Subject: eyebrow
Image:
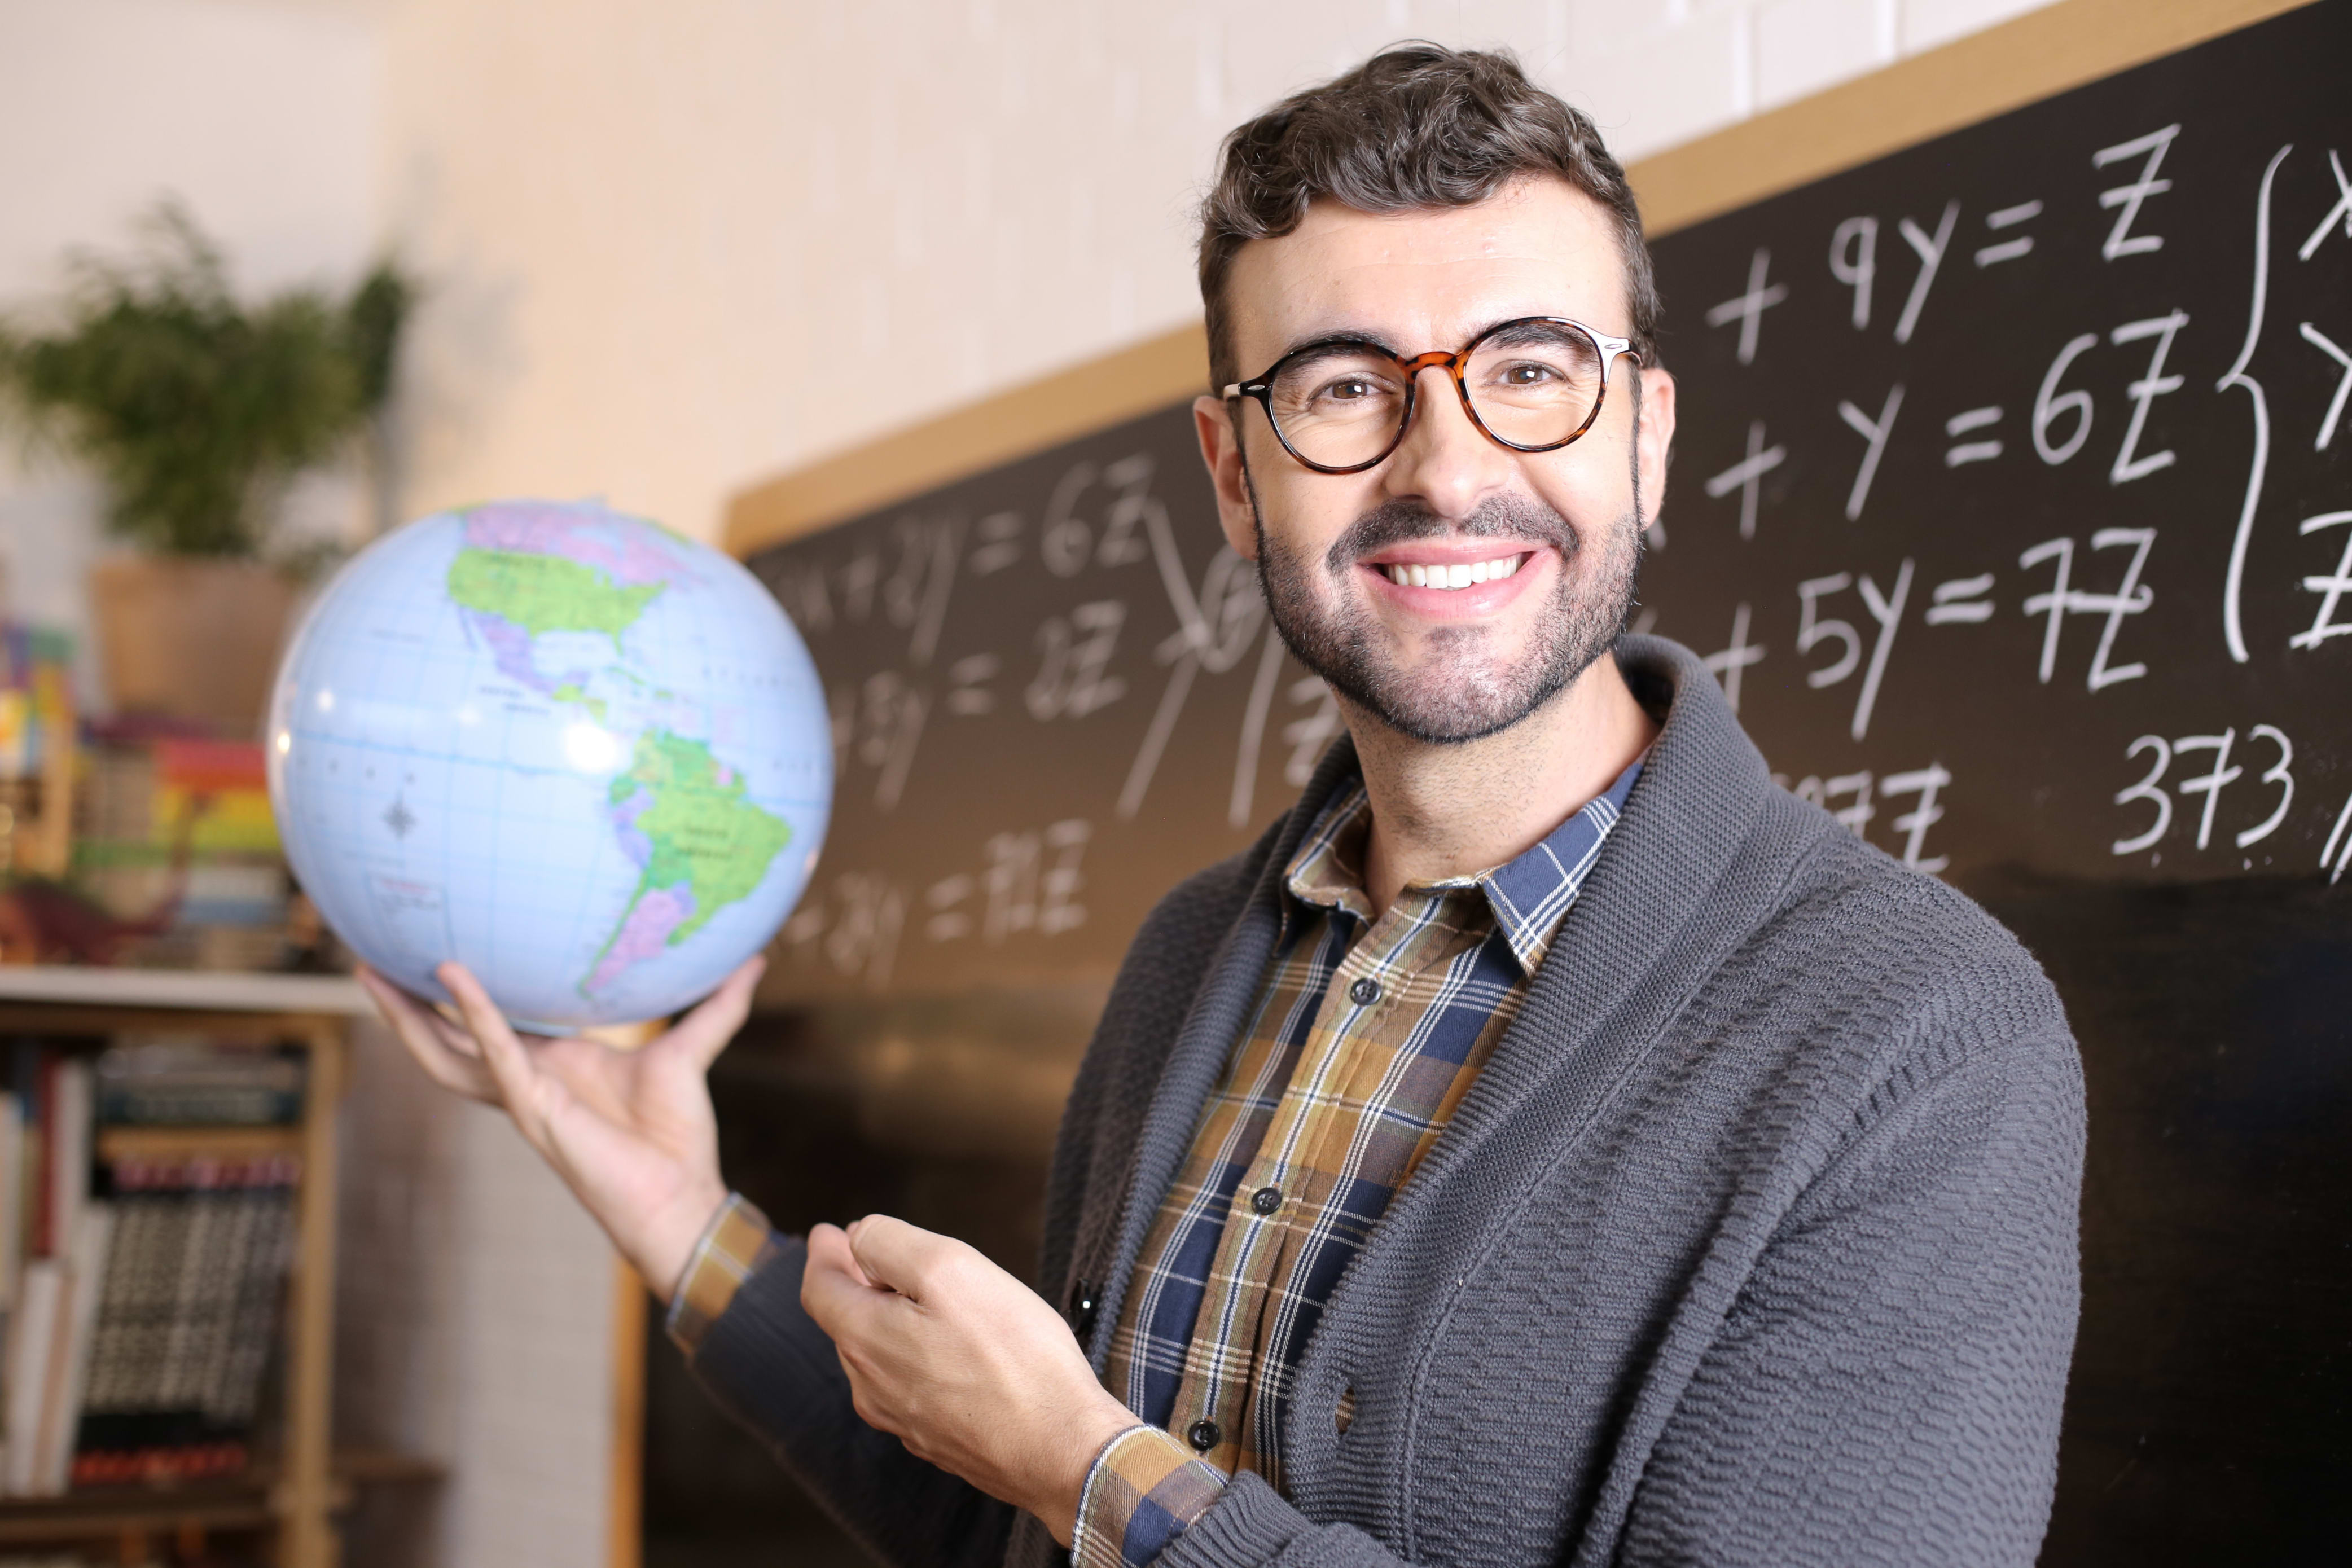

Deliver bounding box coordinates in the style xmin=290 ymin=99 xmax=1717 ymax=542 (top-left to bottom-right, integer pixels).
xmin=1266 ymin=313 xmax=1582 ymax=365
xmin=1269 ymin=329 xmax=1398 ymax=364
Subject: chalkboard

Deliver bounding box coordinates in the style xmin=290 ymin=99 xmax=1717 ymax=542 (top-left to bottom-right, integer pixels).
xmin=746 ymin=406 xmax=1331 ymax=999
xmin=739 ymin=4 xmax=2349 ymax=1556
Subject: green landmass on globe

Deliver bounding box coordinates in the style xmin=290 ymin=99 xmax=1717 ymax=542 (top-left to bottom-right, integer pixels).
xmin=548 ymin=682 xmax=608 ymax=719
xmin=441 ymin=519 xmax=795 ymax=998
xmin=447 ymin=545 xmax=666 ymax=648
xmin=595 ymin=728 xmax=793 ymax=973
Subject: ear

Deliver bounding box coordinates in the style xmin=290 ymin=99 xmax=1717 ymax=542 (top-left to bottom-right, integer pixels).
xmin=1632 ymin=367 xmax=1677 ymax=534
xmin=1193 ymin=394 xmax=1261 ymax=560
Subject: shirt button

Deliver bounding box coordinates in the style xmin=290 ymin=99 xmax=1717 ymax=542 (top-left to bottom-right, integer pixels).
xmin=1250 ymin=1185 xmax=1283 ymax=1215
xmin=1348 ymin=976 xmax=1382 ymax=1006
xmin=1186 ymin=1420 xmax=1222 ymax=1452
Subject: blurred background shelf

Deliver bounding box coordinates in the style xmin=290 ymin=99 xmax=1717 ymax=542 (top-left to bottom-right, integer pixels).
xmin=94 ymin=1125 xmax=304 ymax=1164
xmin=0 ymin=1446 xmax=445 ymax=1545
xmin=0 ymin=968 xmax=368 ymax=1016
xmin=0 ymin=1484 xmax=275 ymax=1545
xmin=0 ymin=974 xmax=376 ymax=1567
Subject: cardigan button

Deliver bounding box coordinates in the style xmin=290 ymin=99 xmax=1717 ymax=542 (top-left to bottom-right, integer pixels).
xmin=1066 ymin=1277 xmax=1098 ymax=1338
xmin=1186 ymin=1420 xmax=1222 ymax=1452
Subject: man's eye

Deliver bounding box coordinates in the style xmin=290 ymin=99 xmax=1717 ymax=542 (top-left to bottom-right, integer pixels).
xmin=1323 ymin=379 xmax=1376 ymax=402
xmin=1503 ymin=362 xmax=1559 ymax=385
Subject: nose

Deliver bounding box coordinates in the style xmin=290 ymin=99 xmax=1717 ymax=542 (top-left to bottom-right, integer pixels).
xmin=1382 ymin=361 xmax=1520 ymax=521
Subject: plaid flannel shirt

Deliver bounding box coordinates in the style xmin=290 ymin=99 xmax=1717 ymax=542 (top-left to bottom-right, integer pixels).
xmin=667 ymin=758 xmax=1641 ymax=1568
xmin=1074 ymin=757 xmax=1641 ymax=1567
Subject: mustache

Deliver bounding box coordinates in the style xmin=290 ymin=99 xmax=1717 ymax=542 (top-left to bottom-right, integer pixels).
xmin=1322 ymin=493 xmax=1581 ymax=577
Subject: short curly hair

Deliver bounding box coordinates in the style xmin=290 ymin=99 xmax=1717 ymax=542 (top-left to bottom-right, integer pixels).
xmin=1197 ymin=43 xmax=1657 ymax=391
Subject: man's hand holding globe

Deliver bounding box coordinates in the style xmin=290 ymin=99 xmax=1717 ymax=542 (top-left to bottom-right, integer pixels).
xmin=356 ymin=955 xmax=759 ymax=1295
xmin=356 ymin=952 xmax=1131 ymax=1546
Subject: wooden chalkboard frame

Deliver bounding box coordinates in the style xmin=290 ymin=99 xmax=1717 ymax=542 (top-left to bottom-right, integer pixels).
xmin=721 ymin=0 xmax=2314 ymax=560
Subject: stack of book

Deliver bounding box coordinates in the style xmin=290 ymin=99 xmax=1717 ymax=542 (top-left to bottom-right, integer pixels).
xmin=0 ymin=1040 xmax=304 ymax=1495
xmin=73 ymin=731 xmax=294 ymax=972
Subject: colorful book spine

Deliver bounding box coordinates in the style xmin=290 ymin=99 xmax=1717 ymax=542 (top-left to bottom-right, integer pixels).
xmin=94 ymin=1043 xmax=305 ymax=1128
xmin=0 ymin=1094 xmax=20 ymax=1303
xmin=45 ymin=1064 xmax=89 ymax=1270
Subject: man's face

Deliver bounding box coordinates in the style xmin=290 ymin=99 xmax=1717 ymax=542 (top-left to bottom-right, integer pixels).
xmin=1194 ymin=176 xmax=1676 ymax=744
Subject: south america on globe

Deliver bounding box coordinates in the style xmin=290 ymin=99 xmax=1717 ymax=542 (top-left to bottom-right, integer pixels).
xmin=267 ymin=499 xmax=832 ymax=1028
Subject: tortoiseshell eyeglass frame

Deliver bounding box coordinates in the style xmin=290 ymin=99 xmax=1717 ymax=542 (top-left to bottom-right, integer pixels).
xmin=1221 ymin=315 xmax=1643 ymax=476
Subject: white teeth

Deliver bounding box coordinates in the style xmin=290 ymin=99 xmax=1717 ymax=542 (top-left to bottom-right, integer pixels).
xmin=1383 ymin=554 xmax=1525 ymax=590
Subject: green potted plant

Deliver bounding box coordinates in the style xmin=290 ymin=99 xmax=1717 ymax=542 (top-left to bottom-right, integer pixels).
xmin=0 ymin=203 xmax=410 ymax=734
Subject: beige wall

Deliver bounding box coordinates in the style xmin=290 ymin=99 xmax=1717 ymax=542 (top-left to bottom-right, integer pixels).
xmin=376 ymin=0 xmax=2065 ymax=547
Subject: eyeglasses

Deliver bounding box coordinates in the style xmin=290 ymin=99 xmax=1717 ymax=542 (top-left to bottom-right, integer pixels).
xmin=1223 ymin=316 xmax=1641 ymax=475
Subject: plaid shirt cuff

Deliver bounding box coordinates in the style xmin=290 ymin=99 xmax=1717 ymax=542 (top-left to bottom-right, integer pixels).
xmin=663 ymin=1193 xmax=783 ymax=1355
xmin=1072 ymin=1425 xmax=1227 ymax=1568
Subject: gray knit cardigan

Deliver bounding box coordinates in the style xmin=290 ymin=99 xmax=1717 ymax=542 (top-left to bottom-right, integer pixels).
xmin=691 ymin=635 xmax=2085 ymax=1567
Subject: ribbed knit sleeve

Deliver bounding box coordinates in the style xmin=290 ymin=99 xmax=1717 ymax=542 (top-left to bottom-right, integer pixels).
xmin=684 ymin=1232 xmax=1015 ymax=1568
xmin=1612 ymin=1020 xmax=2085 ymax=1567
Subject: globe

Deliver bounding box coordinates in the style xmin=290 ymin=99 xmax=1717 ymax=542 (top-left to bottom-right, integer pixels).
xmin=266 ymin=498 xmax=832 ymax=1029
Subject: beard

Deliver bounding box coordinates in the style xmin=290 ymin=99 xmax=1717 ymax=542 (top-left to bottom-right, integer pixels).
xmin=1254 ymin=485 xmax=1640 ymax=745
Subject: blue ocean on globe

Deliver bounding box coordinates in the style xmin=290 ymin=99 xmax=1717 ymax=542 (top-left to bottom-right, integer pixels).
xmin=266 ymin=498 xmax=832 ymax=1028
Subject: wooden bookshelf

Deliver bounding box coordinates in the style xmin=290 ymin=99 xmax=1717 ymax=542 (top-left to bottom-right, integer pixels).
xmin=0 ymin=969 xmax=369 ymax=1015
xmin=0 ymin=1448 xmax=447 ymax=1545
xmin=0 ymin=966 xmax=378 ymax=1568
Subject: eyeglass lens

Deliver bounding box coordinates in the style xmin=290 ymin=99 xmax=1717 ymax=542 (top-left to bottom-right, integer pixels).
xmin=1265 ymin=320 xmax=1607 ymax=469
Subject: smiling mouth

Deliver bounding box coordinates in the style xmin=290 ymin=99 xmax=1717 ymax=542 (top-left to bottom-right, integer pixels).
xmin=1376 ymin=553 xmax=1530 ymax=590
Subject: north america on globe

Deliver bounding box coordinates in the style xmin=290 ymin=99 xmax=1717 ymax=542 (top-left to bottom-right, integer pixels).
xmin=268 ymin=497 xmax=832 ymax=1029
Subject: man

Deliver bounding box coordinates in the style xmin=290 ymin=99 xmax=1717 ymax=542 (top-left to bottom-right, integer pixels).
xmin=366 ymin=44 xmax=2083 ymax=1568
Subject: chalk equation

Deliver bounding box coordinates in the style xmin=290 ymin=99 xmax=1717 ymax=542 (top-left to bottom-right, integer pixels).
xmin=1648 ymin=86 xmax=2347 ymax=895
xmin=752 ymin=420 xmax=1346 ymax=995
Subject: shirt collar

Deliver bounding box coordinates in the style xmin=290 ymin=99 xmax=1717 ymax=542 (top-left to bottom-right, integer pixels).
xmin=1282 ymin=754 xmax=1645 ymax=976
xmin=1283 ymin=783 xmax=1380 ymax=928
